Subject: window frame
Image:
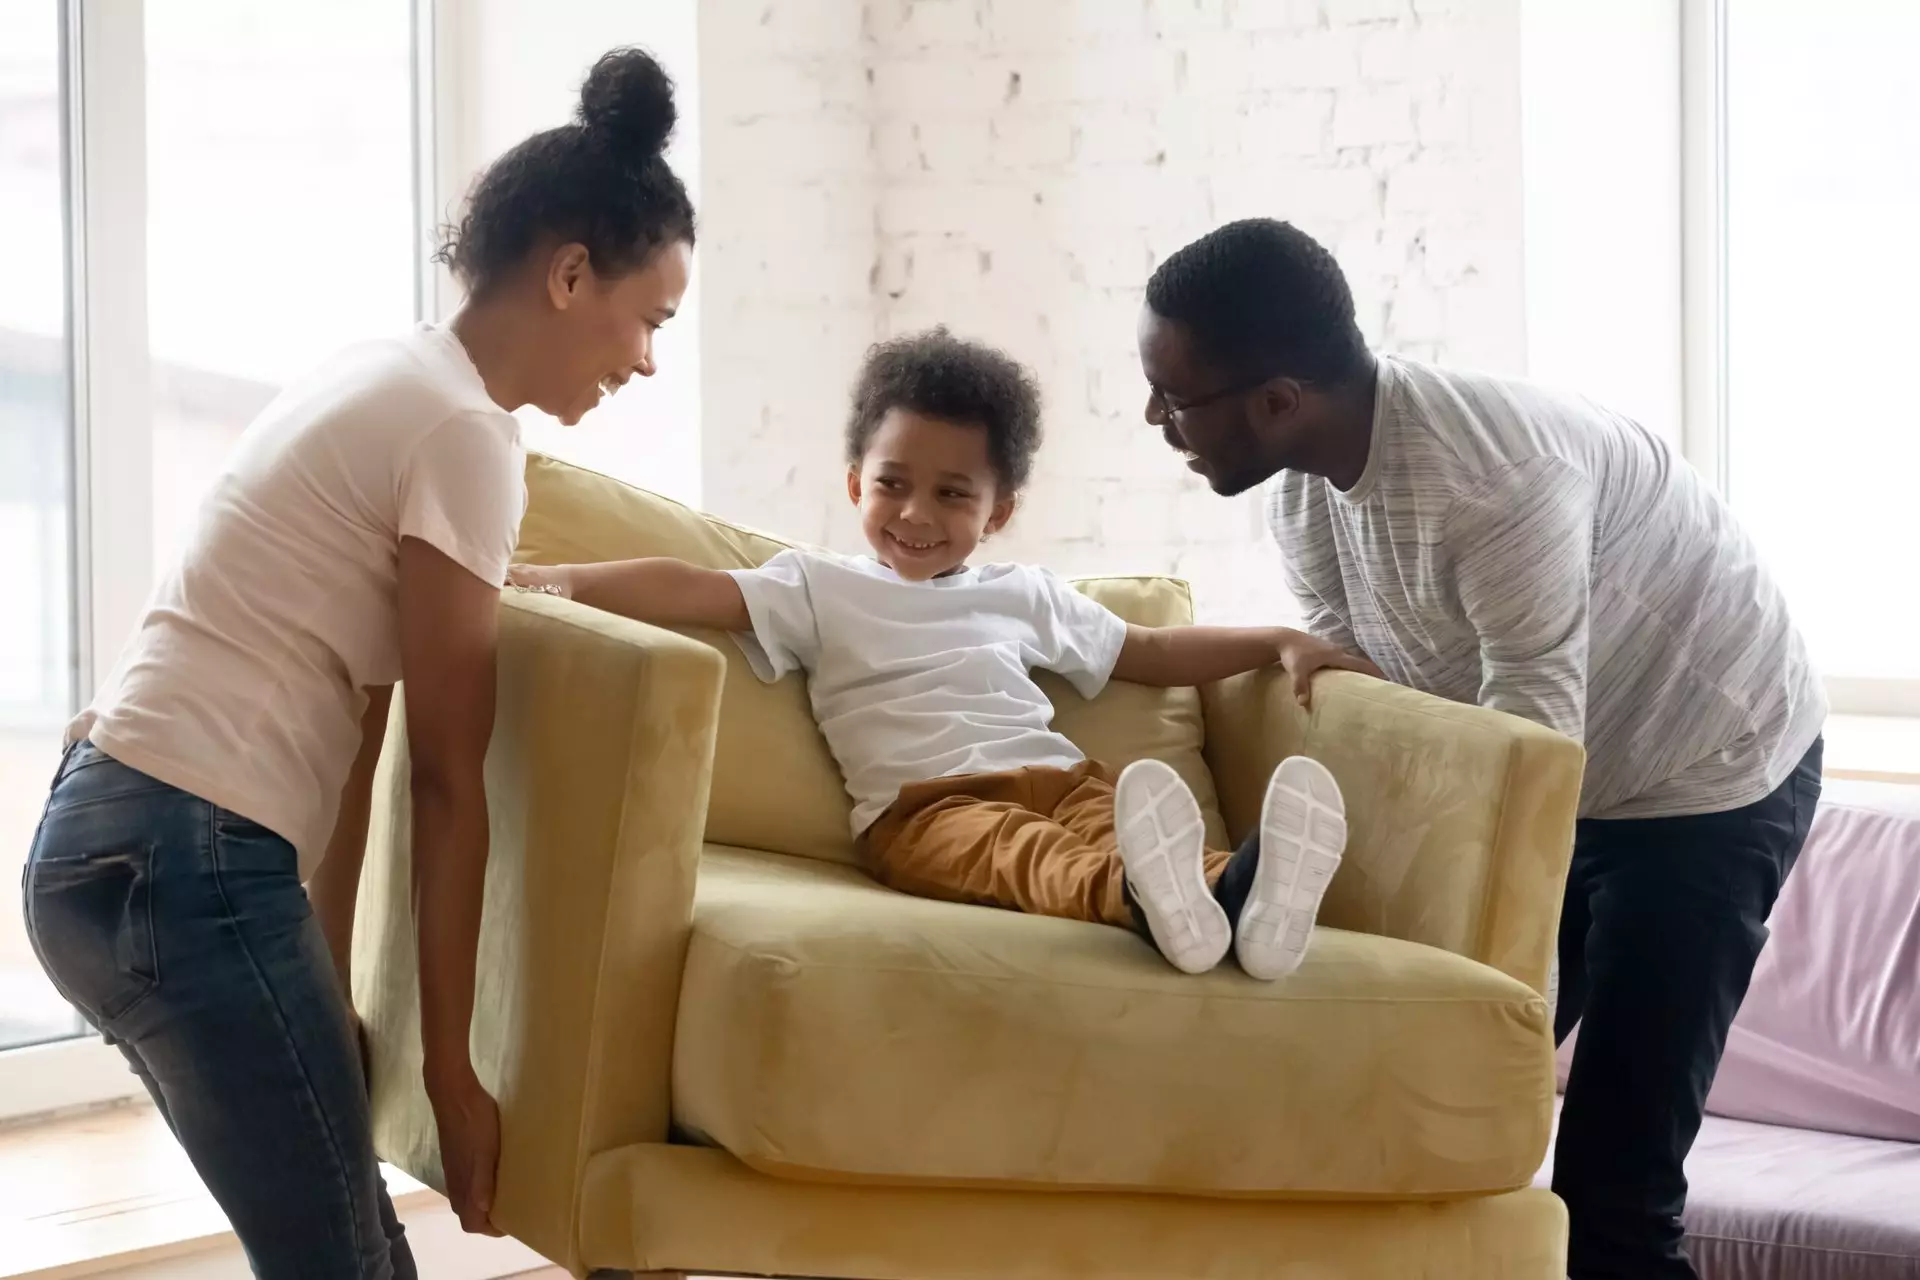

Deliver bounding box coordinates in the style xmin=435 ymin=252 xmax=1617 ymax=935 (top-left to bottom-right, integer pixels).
xmin=1680 ymin=0 xmax=1913 ymax=718
xmin=0 ymin=0 xmax=434 ymax=1124
xmin=1680 ymin=0 xmax=1728 ymax=495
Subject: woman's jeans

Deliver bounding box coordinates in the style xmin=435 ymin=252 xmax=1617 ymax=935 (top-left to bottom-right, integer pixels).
xmin=22 ymin=741 xmax=415 ymax=1280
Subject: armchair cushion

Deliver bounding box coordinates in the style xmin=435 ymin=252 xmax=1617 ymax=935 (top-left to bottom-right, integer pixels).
xmin=671 ymin=846 xmax=1556 ymax=1199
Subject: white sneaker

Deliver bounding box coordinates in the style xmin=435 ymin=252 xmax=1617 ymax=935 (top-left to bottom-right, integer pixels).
xmin=1236 ymin=755 xmax=1347 ymax=981
xmin=1114 ymin=758 xmax=1232 ymax=975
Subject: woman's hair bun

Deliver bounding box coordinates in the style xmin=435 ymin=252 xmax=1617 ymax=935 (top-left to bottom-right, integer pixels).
xmin=576 ymin=46 xmax=677 ymax=156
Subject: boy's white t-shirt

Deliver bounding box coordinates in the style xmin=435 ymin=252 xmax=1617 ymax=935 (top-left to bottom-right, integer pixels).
xmin=75 ymin=324 xmax=526 ymax=878
xmin=725 ymin=550 xmax=1130 ymax=836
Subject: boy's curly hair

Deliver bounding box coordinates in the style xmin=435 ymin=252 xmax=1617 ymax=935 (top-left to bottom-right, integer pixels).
xmin=845 ymin=328 xmax=1043 ymax=493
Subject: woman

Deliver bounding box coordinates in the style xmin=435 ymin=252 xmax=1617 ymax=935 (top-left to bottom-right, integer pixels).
xmin=21 ymin=47 xmax=693 ymax=1278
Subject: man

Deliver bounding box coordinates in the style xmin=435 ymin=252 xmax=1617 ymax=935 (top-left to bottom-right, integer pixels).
xmin=1137 ymin=218 xmax=1825 ymax=1279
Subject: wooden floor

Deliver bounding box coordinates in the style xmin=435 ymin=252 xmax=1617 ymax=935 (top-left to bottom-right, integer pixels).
xmin=0 ymin=1101 xmax=549 ymax=1278
xmin=1 ymin=1102 xmax=238 ymax=1277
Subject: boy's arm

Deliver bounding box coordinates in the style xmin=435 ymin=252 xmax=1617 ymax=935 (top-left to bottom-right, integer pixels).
xmin=1112 ymin=625 xmax=1385 ymax=705
xmin=507 ymin=559 xmax=752 ymax=632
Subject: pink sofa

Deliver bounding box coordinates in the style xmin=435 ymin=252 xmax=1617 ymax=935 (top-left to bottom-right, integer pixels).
xmin=1543 ymin=779 xmax=1920 ymax=1278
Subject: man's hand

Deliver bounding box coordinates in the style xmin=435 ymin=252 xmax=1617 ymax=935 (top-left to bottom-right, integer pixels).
xmin=1275 ymin=631 xmax=1386 ymax=708
xmin=505 ymin=563 xmax=574 ymax=599
xmin=428 ymin=1062 xmax=504 ymax=1236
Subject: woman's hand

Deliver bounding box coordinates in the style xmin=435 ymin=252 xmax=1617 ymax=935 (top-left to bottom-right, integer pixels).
xmin=427 ymin=1061 xmax=504 ymax=1236
xmin=505 ymin=563 xmax=574 ymax=599
xmin=1275 ymin=631 xmax=1387 ymax=708
xmin=310 ymin=685 xmax=394 ymax=1020
xmin=349 ymin=1008 xmax=371 ymax=1084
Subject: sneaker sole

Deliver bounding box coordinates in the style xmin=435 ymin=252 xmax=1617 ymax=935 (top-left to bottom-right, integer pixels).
xmin=1114 ymin=758 xmax=1231 ymax=975
xmin=1237 ymin=755 xmax=1346 ymax=980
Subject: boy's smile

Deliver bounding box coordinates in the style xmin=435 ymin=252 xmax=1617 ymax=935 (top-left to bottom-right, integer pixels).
xmin=848 ymin=408 xmax=1016 ymax=582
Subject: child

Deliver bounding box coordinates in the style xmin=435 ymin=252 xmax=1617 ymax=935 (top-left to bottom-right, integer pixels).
xmin=510 ymin=329 xmax=1379 ymax=977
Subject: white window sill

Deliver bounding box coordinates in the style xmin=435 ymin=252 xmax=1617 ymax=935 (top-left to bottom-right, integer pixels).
xmin=1824 ymin=714 xmax=1920 ymax=785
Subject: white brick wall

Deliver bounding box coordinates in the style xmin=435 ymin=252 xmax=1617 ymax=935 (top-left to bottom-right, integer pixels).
xmin=700 ymin=0 xmax=1527 ymax=622
xmin=695 ymin=1 xmax=877 ymax=549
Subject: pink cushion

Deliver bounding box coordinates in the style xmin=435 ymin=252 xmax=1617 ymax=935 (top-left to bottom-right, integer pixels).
xmin=1535 ymin=1101 xmax=1920 ymax=1276
xmin=1557 ymin=780 xmax=1920 ymax=1142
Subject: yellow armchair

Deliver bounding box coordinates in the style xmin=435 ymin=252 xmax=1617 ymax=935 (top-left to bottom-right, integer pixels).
xmin=357 ymin=455 xmax=1583 ymax=1279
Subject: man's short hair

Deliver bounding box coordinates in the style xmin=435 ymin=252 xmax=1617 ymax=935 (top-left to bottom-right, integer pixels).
xmin=1146 ymin=218 xmax=1371 ymax=386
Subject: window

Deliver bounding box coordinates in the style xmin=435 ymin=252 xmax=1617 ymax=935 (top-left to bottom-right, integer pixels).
xmin=0 ymin=0 xmax=420 ymax=1119
xmin=0 ymin=0 xmax=84 ymax=1056
xmin=1698 ymin=0 xmax=1920 ymax=711
xmin=146 ymin=0 xmax=416 ymax=568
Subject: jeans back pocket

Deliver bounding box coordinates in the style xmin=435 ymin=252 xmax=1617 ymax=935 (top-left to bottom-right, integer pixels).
xmin=25 ymin=843 xmax=161 ymax=1027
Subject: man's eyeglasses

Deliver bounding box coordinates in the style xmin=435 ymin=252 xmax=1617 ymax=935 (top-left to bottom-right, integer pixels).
xmin=1148 ymin=373 xmax=1279 ymax=423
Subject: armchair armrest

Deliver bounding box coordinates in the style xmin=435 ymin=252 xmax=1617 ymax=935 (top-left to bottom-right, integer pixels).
xmin=1202 ymin=668 xmax=1582 ymax=994
xmin=355 ymin=592 xmax=724 ymax=1270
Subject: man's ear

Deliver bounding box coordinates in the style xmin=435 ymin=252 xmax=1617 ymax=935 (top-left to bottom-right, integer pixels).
xmin=1255 ymin=377 xmax=1304 ymax=422
xmin=546 ymin=242 xmax=593 ymax=310
xmin=846 ymin=466 xmax=863 ymax=507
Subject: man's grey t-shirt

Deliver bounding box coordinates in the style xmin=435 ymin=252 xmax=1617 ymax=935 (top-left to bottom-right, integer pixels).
xmin=1270 ymin=355 xmax=1825 ymax=820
